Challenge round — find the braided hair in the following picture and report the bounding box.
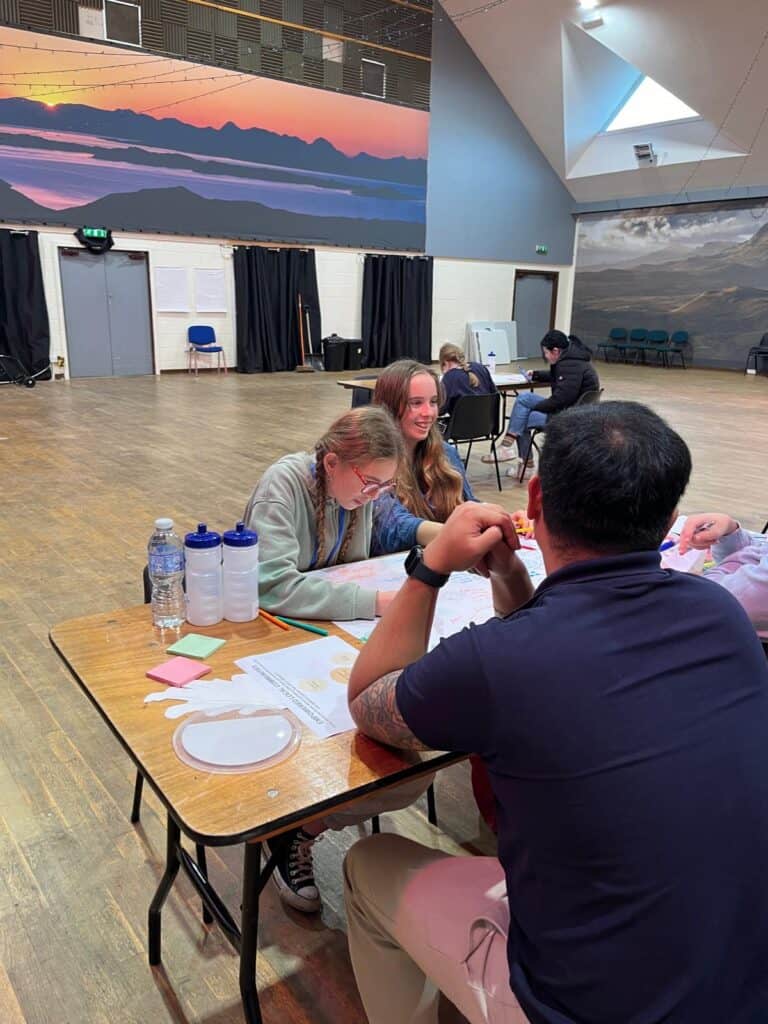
[312,405,403,567]
[438,343,480,389]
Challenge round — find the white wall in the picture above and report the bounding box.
[3,223,575,375]
[22,226,236,377]
[432,257,575,359]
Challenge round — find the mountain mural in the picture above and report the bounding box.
[572,203,768,369]
[0,26,429,249]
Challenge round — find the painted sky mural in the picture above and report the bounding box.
[0,25,429,249]
[572,200,768,369]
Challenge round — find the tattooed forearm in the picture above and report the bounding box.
[350,671,430,751]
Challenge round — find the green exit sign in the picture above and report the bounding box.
[535,244,549,255]
[82,226,109,239]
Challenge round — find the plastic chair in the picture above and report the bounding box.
[444,393,503,491]
[667,330,690,369]
[745,333,768,374]
[625,328,648,363]
[518,388,603,483]
[643,330,669,365]
[187,325,227,375]
[597,327,627,363]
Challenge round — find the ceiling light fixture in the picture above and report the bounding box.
[579,0,599,9]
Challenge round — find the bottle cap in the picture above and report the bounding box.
[155,517,174,530]
[223,521,258,546]
[488,351,495,356]
[184,523,222,549]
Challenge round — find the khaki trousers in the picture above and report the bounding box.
[344,834,530,1024]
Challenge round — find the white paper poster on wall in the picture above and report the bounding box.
[194,268,227,313]
[154,267,189,312]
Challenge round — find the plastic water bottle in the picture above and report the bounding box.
[223,522,259,622]
[486,350,497,375]
[148,518,185,629]
[184,524,223,626]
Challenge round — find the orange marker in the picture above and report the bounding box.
[259,608,290,631]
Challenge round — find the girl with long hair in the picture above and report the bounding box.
[243,405,430,915]
[244,405,404,621]
[372,359,476,554]
[438,342,496,416]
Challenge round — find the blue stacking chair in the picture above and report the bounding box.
[187,325,227,375]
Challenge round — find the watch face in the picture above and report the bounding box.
[405,545,424,575]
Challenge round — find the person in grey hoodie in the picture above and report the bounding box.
[244,405,404,622]
[243,405,431,914]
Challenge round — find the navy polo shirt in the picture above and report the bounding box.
[397,552,768,1024]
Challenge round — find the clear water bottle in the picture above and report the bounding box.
[148,518,185,629]
[223,522,259,622]
[486,350,497,375]
[184,524,223,627]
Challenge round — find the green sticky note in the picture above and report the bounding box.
[166,634,226,659]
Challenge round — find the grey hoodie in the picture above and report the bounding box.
[243,452,378,621]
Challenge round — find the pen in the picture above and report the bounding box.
[275,616,329,637]
[659,540,676,552]
[259,608,290,631]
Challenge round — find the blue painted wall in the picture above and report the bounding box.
[426,5,575,263]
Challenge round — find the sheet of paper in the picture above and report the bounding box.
[236,635,359,738]
[325,548,547,649]
[194,268,227,313]
[668,514,688,536]
[153,266,189,312]
[661,547,707,574]
[492,372,528,385]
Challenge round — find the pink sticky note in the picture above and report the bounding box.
[146,656,212,687]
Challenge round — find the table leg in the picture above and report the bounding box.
[149,814,181,965]
[239,841,263,1024]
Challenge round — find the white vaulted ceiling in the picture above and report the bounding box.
[440,0,768,203]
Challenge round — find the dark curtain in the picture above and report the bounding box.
[0,230,51,380]
[234,246,321,372]
[361,254,433,367]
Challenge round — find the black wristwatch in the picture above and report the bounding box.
[404,545,450,588]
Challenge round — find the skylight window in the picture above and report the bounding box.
[606,76,699,132]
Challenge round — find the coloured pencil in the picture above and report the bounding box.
[275,616,329,637]
[259,608,290,631]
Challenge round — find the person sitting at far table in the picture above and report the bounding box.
[344,401,768,1024]
[438,342,497,417]
[679,512,768,633]
[483,330,599,477]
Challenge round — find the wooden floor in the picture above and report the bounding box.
[0,362,765,1024]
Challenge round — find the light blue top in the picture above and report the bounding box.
[372,442,476,555]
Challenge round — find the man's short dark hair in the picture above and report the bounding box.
[541,329,569,351]
[538,401,692,554]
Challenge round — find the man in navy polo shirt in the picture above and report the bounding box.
[345,401,768,1024]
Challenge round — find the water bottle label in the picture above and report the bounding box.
[149,551,184,574]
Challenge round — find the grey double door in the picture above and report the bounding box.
[513,271,559,358]
[60,249,154,378]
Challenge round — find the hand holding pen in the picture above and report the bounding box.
[678,513,739,554]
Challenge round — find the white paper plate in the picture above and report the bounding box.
[172,708,301,774]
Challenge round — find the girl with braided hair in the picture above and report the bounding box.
[244,405,403,622]
[243,405,432,915]
[371,359,476,555]
[438,342,496,416]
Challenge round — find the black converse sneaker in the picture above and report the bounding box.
[266,828,321,913]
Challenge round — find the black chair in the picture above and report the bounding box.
[444,392,503,491]
[518,388,603,483]
[349,375,377,408]
[745,333,768,374]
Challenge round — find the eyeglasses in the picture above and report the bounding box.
[350,464,396,498]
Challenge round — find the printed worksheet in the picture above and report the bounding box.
[319,545,547,647]
[236,635,360,738]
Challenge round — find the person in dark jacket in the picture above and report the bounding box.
[485,330,600,476]
[438,343,497,416]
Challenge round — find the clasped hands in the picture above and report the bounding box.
[422,502,527,579]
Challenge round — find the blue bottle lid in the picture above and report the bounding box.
[223,521,258,546]
[184,523,222,548]
[488,351,496,357]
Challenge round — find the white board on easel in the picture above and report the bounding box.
[466,321,517,364]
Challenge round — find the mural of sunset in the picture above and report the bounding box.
[0,25,429,248]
